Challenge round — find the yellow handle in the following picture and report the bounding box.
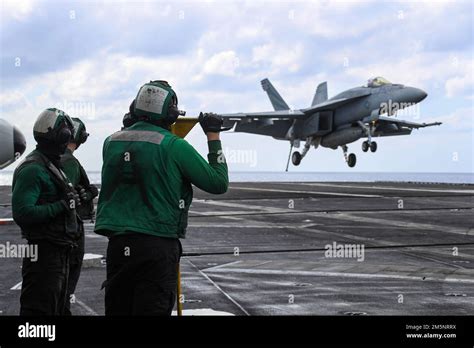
[171,118,199,139]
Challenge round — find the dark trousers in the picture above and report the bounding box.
[20,240,71,316]
[64,233,84,316]
[104,233,181,316]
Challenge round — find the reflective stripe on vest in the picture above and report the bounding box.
[109,130,164,145]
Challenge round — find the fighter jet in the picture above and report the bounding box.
[220,77,441,169]
[0,119,26,169]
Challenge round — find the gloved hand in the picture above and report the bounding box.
[62,191,81,210]
[77,185,88,202]
[88,184,99,199]
[76,184,99,203]
[198,112,232,133]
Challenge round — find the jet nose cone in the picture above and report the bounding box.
[414,88,427,102]
[405,87,427,103]
[13,126,26,157]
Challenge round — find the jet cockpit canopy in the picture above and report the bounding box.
[367,76,392,87]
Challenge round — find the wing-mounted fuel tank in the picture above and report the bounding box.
[320,126,363,149]
[0,119,27,169]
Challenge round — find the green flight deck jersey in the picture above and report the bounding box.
[12,150,80,245]
[94,121,228,239]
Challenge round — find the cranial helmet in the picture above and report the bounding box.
[132,80,181,126]
[33,108,74,145]
[71,117,89,147]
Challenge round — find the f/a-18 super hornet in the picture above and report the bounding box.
[220,77,441,169]
[0,119,26,169]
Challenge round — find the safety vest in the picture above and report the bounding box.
[12,150,81,245]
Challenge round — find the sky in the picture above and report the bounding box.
[1,0,473,172]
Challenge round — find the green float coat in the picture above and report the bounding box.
[12,152,65,224]
[12,150,79,245]
[61,149,81,186]
[95,121,228,239]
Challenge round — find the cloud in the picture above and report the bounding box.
[445,72,474,98]
[203,50,240,76]
[1,0,37,21]
[252,42,304,74]
[430,106,474,131]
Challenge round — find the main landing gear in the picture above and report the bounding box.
[286,138,316,171]
[292,151,302,166]
[291,137,312,166]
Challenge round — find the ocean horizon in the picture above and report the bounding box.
[0,171,473,186]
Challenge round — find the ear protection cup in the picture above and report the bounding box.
[129,99,136,117]
[55,122,72,144]
[165,94,180,124]
[78,129,89,144]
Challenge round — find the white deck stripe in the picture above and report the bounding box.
[186,259,250,316]
[10,281,22,290]
[295,182,474,194]
[326,212,471,236]
[193,199,289,213]
[205,267,474,284]
[230,186,382,198]
[202,261,242,272]
[75,298,99,315]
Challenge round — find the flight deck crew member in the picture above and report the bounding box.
[12,108,81,315]
[95,80,229,315]
[60,117,99,315]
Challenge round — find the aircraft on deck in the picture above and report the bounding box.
[0,119,26,169]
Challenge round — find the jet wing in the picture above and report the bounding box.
[373,116,442,137]
[219,110,298,138]
[377,116,442,129]
[220,110,306,120]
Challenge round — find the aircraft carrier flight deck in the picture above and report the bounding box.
[0,181,473,316]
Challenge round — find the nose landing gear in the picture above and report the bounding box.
[362,140,377,152]
[370,141,377,152]
[358,121,377,153]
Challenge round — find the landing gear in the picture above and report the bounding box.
[362,141,369,152]
[341,145,357,168]
[292,151,302,166]
[286,137,315,169]
[358,121,378,154]
[348,153,357,167]
[370,141,377,153]
[362,140,377,153]
[292,137,313,166]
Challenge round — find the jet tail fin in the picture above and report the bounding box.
[261,78,290,111]
[312,82,328,106]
